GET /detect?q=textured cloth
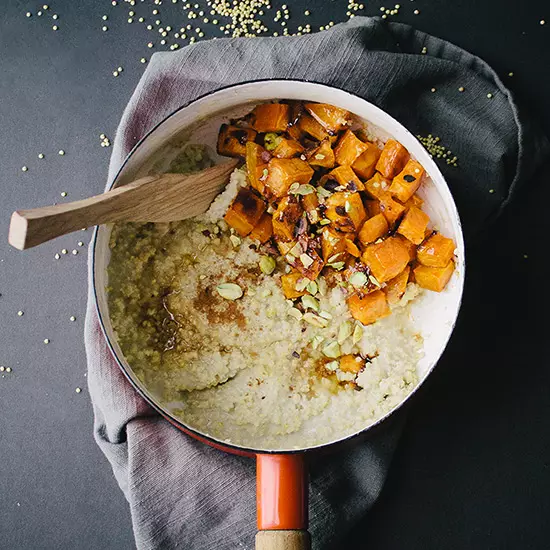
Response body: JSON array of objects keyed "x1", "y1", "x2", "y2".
[{"x1": 85, "y1": 17, "x2": 549, "y2": 550}]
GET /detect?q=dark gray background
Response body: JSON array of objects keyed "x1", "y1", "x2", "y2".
[{"x1": 1, "y1": 1, "x2": 549, "y2": 549}]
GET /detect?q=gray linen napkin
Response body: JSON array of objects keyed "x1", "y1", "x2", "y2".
[{"x1": 85, "y1": 17, "x2": 549, "y2": 550}]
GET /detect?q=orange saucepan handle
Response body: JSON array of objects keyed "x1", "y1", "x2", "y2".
[{"x1": 256, "y1": 454, "x2": 310, "y2": 550}]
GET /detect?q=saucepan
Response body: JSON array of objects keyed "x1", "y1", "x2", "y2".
[{"x1": 91, "y1": 80, "x2": 465, "y2": 549}]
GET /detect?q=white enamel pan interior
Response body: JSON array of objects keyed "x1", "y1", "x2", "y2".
[{"x1": 92, "y1": 80, "x2": 465, "y2": 453}]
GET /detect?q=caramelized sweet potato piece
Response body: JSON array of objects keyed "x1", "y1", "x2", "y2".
[
  {"x1": 273, "y1": 137, "x2": 304, "y2": 159},
  {"x1": 345, "y1": 239, "x2": 361, "y2": 257},
  {"x1": 304, "y1": 103, "x2": 351, "y2": 133},
  {"x1": 329, "y1": 165, "x2": 364, "y2": 191},
  {"x1": 281, "y1": 271, "x2": 308, "y2": 299},
  {"x1": 347, "y1": 290, "x2": 390, "y2": 325},
  {"x1": 364, "y1": 199, "x2": 382, "y2": 217},
  {"x1": 287, "y1": 123, "x2": 305, "y2": 142},
  {"x1": 403, "y1": 193, "x2": 424, "y2": 210},
  {"x1": 252, "y1": 103, "x2": 290, "y2": 133},
  {"x1": 217, "y1": 124, "x2": 257, "y2": 158},
  {"x1": 325, "y1": 192, "x2": 367, "y2": 233},
  {"x1": 307, "y1": 139, "x2": 335, "y2": 169},
  {"x1": 395, "y1": 234, "x2": 417, "y2": 262},
  {"x1": 301, "y1": 193, "x2": 320, "y2": 224},
  {"x1": 397, "y1": 206, "x2": 430, "y2": 245},
  {"x1": 389, "y1": 159, "x2": 425, "y2": 202},
  {"x1": 379, "y1": 193, "x2": 406, "y2": 227},
  {"x1": 339, "y1": 354, "x2": 364, "y2": 374},
  {"x1": 246, "y1": 142, "x2": 270, "y2": 194},
  {"x1": 321, "y1": 227, "x2": 349, "y2": 263},
  {"x1": 376, "y1": 139, "x2": 409, "y2": 179},
  {"x1": 413, "y1": 261, "x2": 455, "y2": 292},
  {"x1": 298, "y1": 113, "x2": 329, "y2": 141},
  {"x1": 362, "y1": 236, "x2": 410, "y2": 283},
  {"x1": 249, "y1": 212, "x2": 273, "y2": 244},
  {"x1": 334, "y1": 130, "x2": 369, "y2": 166},
  {"x1": 272, "y1": 195, "x2": 303, "y2": 242},
  {"x1": 364, "y1": 172, "x2": 391, "y2": 199},
  {"x1": 358, "y1": 213, "x2": 389, "y2": 246},
  {"x1": 292, "y1": 244, "x2": 325, "y2": 280},
  {"x1": 384, "y1": 266, "x2": 410, "y2": 305},
  {"x1": 224, "y1": 187, "x2": 266, "y2": 237},
  {"x1": 417, "y1": 233, "x2": 455, "y2": 267},
  {"x1": 352, "y1": 142, "x2": 381, "y2": 180},
  {"x1": 265, "y1": 158, "x2": 314, "y2": 198}
]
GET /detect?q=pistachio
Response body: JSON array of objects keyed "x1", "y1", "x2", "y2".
[
  {"x1": 259, "y1": 255, "x2": 276, "y2": 275},
  {"x1": 319, "y1": 219, "x2": 331, "y2": 226},
  {"x1": 229, "y1": 235, "x2": 241, "y2": 247},
  {"x1": 369, "y1": 275, "x2": 381, "y2": 287},
  {"x1": 328, "y1": 261, "x2": 345, "y2": 270},
  {"x1": 316, "y1": 186, "x2": 332, "y2": 198},
  {"x1": 303, "y1": 312, "x2": 329, "y2": 328},
  {"x1": 336, "y1": 370, "x2": 356, "y2": 382},
  {"x1": 344, "y1": 200, "x2": 351, "y2": 212},
  {"x1": 289, "y1": 242, "x2": 304, "y2": 257},
  {"x1": 349, "y1": 272, "x2": 368, "y2": 288},
  {"x1": 267, "y1": 205, "x2": 275, "y2": 214},
  {"x1": 264, "y1": 132, "x2": 282, "y2": 151},
  {"x1": 311, "y1": 335, "x2": 324, "y2": 349},
  {"x1": 319, "y1": 310, "x2": 332, "y2": 320},
  {"x1": 322, "y1": 341, "x2": 341, "y2": 359},
  {"x1": 317, "y1": 277, "x2": 328, "y2": 296},
  {"x1": 301, "y1": 295, "x2": 320, "y2": 312},
  {"x1": 337, "y1": 321, "x2": 353, "y2": 344},
  {"x1": 288, "y1": 307, "x2": 303, "y2": 320},
  {"x1": 289, "y1": 182, "x2": 301, "y2": 194},
  {"x1": 325, "y1": 360, "x2": 339, "y2": 371},
  {"x1": 300, "y1": 253, "x2": 314, "y2": 268},
  {"x1": 352, "y1": 324, "x2": 364, "y2": 345},
  {"x1": 292, "y1": 184, "x2": 315, "y2": 195},
  {"x1": 314, "y1": 153, "x2": 325, "y2": 160},
  {"x1": 295, "y1": 277, "x2": 310, "y2": 292},
  {"x1": 306, "y1": 280, "x2": 318, "y2": 295},
  {"x1": 327, "y1": 253, "x2": 343, "y2": 263},
  {"x1": 216, "y1": 283, "x2": 243, "y2": 300}
]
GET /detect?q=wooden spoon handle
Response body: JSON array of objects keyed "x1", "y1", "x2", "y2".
[{"x1": 9, "y1": 161, "x2": 238, "y2": 250}]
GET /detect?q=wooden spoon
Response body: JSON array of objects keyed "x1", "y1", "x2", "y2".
[{"x1": 9, "y1": 160, "x2": 239, "y2": 250}]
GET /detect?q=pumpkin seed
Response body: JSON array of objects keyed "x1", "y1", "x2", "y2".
[
  {"x1": 301, "y1": 295, "x2": 320, "y2": 312},
  {"x1": 303, "y1": 312, "x2": 329, "y2": 328},
  {"x1": 288, "y1": 307, "x2": 303, "y2": 320}
]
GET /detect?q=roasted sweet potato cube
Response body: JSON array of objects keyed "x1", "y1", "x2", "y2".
[
  {"x1": 265, "y1": 158, "x2": 314, "y2": 198},
  {"x1": 376, "y1": 139, "x2": 410, "y2": 178},
  {"x1": 329, "y1": 165, "x2": 364, "y2": 191},
  {"x1": 345, "y1": 239, "x2": 361, "y2": 257},
  {"x1": 365, "y1": 200, "x2": 382, "y2": 217},
  {"x1": 379, "y1": 193, "x2": 406, "y2": 227},
  {"x1": 273, "y1": 137, "x2": 304, "y2": 159},
  {"x1": 358, "y1": 213, "x2": 389, "y2": 246},
  {"x1": 389, "y1": 159, "x2": 425, "y2": 202},
  {"x1": 362, "y1": 236, "x2": 410, "y2": 283},
  {"x1": 334, "y1": 130, "x2": 369, "y2": 166},
  {"x1": 325, "y1": 192, "x2": 367, "y2": 233},
  {"x1": 364, "y1": 172, "x2": 391, "y2": 199},
  {"x1": 217, "y1": 125, "x2": 257, "y2": 158},
  {"x1": 395, "y1": 234, "x2": 417, "y2": 262},
  {"x1": 298, "y1": 113, "x2": 329, "y2": 141},
  {"x1": 384, "y1": 266, "x2": 410, "y2": 305},
  {"x1": 293, "y1": 245, "x2": 325, "y2": 281},
  {"x1": 301, "y1": 193, "x2": 320, "y2": 224},
  {"x1": 347, "y1": 290, "x2": 390, "y2": 325},
  {"x1": 224, "y1": 187, "x2": 266, "y2": 237},
  {"x1": 417, "y1": 233, "x2": 456, "y2": 267},
  {"x1": 272, "y1": 196, "x2": 303, "y2": 242},
  {"x1": 249, "y1": 212, "x2": 273, "y2": 244},
  {"x1": 321, "y1": 227, "x2": 349, "y2": 263},
  {"x1": 304, "y1": 103, "x2": 351, "y2": 133},
  {"x1": 281, "y1": 271, "x2": 308, "y2": 299},
  {"x1": 403, "y1": 193, "x2": 424, "y2": 210},
  {"x1": 397, "y1": 206, "x2": 430, "y2": 245},
  {"x1": 287, "y1": 123, "x2": 304, "y2": 142},
  {"x1": 307, "y1": 139, "x2": 335, "y2": 169},
  {"x1": 252, "y1": 103, "x2": 290, "y2": 133},
  {"x1": 246, "y1": 142, "x2": 270, "y2": 194},
  {"x1": 352, "y1": 142, "x2": 381, "y2": 180},
  {"x1": 339, "y1": 354, "x2": 364, "y2": 374},
  {"x1": 413, "y1": 261, "x2": 455, "y2": 292}
]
